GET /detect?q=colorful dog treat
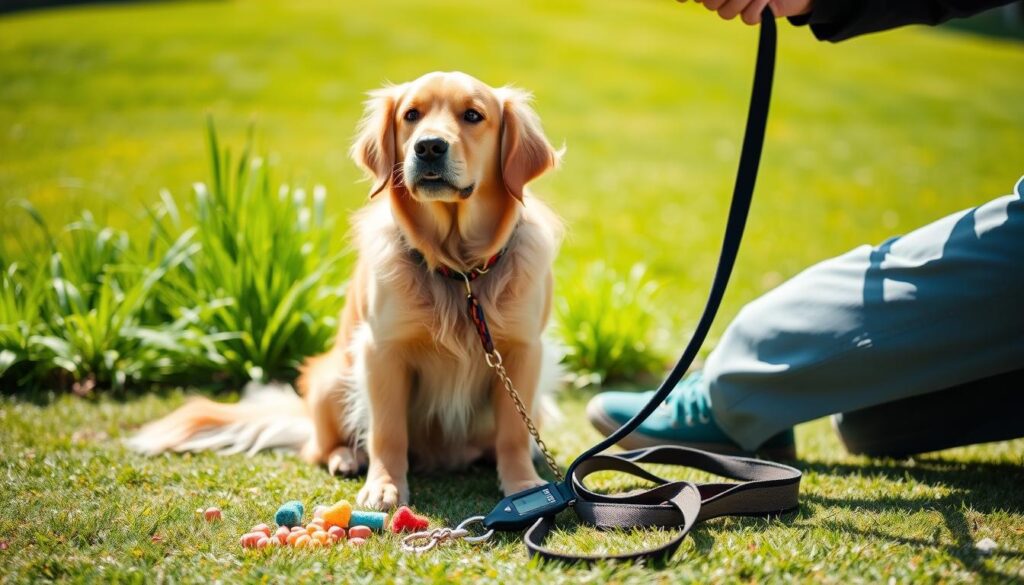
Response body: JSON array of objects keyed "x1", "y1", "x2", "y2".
[
  {"x1": 274, "y1": 501, "x2": 304, "y2": 527},
  {"x1": 274, "y1": 526, "x2": 290, "y2": 544},
  {"x1": 322, "y1": 500, "x2": 352, "y2": 529},
  {"x1": 251, "y1": 523, "x2": 271, "y2": 537},
  {"x1": 348, "y1": 525, "x2": 373, "y2": 540},
  {"x1": 203, "y1": 507, "x2": 222, "y2": 522},
  {"x1": 239, "y1": 532, "x2": 263, "y2": 548},
  {"x1": 350, "y1": 510, "x2": 387, "y2": 531},
  {"x1": 293, "y1": 534, "x2": 312, "y2": 548},
  {"x1": 286, "y1": 529, "x2": 308, "y2": 546},
  {"x1": 327, "y1": 526, "x2": 346, "y2": 541},
  {"x1": 389, "y1": 506, "x2": 429, "y2": 533},
  {"x1": 312, "y1": 531, "x2": 331, "y2": 546}
]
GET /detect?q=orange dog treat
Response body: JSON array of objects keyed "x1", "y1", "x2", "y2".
[
  {"x1": 322, "y1": 500, "x2": 352, "y2": 529},
  {"x1": 255, "y1": 536, "x2": 270, "y2": 549},
  {"x1": 348, "y1": 525, "x2": 372, "y2": 540},
  {"x1": 285, "y1": 530, "x2": 308, "y2": 546},
  {"x1": 294, "y1": 534, "x2": 312, "y2": 548},
  {"x1": 251, "y1": 523, "x2": 271, "y2": 537},
  {"x1": 312, "y1": 532, "x2": 331, "y2": 546}
]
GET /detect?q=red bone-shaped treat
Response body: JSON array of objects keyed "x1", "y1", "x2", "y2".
[{"x1": 389, "y1": 506, "x2": 430, "y2": 533}]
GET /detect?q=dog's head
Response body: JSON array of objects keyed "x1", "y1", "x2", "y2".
[{"x1": 351, "y1": 71, "x2": 559, "y2": 203}]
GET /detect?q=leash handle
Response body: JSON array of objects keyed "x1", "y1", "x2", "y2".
[
  {"x1": 526, "y1": 447, "x2": 800, "y2": 564},
  {"x1": 564, "y1": 8, "x2": 778, "y2": 482}
]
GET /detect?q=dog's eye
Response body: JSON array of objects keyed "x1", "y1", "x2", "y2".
[
  {"x1": 404, "y1": 109, "x2": 420, "y2": 122},
  {"x1": 463, "y1": 109, "x2": 484, "y2": 123}
]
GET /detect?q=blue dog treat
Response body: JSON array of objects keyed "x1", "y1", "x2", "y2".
[
  {"x1": 274, "y1": 500, "x2": 305, "y2": 527},
  {"x1": 349, "y1": 510, "x2": 387, "y2": 531}
]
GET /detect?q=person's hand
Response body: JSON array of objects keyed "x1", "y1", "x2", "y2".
[{"x1": 676, "y1": 0, "x2": 814, "y2": 25}]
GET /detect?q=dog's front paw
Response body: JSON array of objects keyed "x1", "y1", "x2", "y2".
[{"x1": 356, "y1": 477, "x2": 407, "y2": 510}]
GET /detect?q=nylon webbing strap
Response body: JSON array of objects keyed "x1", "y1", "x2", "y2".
[
  {"x1": 522, "y1": 12, "x2": 787, "y2": 564},
  {"x1": 524, "y1": 447, "x2": 801, "y2": 563}
]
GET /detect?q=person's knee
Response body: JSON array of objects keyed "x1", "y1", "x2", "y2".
[{"x1": 705, "y1": 246, "x2": 870, "y2": 400}]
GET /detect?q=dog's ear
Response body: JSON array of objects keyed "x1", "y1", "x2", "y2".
[
  {"x1": 497, "y1": 87, "x2": 560, "y2": 203},
  {"x1": 350, "y1": 84, "x2": 403, "y2": 198}
]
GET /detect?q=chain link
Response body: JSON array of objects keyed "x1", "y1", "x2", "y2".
[
  {"x1": 486, "y1": 349, "x2": 564, "y2": 482},
  {"x1": 401, "y1": 515, "x2": 493, "y2": 553}
]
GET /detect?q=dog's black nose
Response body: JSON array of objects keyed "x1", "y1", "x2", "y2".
[{"x1": 414, "y1": 137, "x2": 449, "y2": 162}]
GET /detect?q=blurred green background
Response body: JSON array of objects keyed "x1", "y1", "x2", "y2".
[
  {"x1": 2, "y1": 0, "x2": 1021, "y2": 344},
  {"x1": 2, "y1": 0, "x2": 1024, "y2": 388}
]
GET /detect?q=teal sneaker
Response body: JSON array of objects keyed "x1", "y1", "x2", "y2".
[{"x1": 586, "y1": 372, "x2": 796, "y2": 459}]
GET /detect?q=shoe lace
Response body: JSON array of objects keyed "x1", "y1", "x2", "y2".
[{"x1": 668, "y1": 372, "x2": 711, "y2": 427}]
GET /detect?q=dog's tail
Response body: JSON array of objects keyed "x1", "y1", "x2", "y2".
[{"x1": 126, "y1": 382, "x2": 313, "y2": 457}]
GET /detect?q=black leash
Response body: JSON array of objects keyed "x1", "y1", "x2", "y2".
[
  {"x1": 511, "y1": 12, "x2": 799, "y2": 564},
  {"x1": 565, "y1": 8, "x2": 778, "y2": 482}
]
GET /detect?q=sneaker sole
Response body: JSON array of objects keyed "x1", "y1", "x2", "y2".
[{"x1": 586, "y1": 397, "x2": 797, "y2": 460}]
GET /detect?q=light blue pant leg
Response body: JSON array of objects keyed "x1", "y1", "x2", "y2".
[{"x1": 706, "y1": 176, "x2": 1024, "y2": 451}]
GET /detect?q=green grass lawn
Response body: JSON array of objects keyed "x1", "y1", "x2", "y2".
[
  {"x1": 2, "y1": 0, "x2": 1023, "y2": 582},
  {"x1": 2, "y1": 391, "x2": 1023, "y2": 583}
]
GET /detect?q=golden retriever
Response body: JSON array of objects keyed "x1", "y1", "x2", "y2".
[{"x1": 129, "y1": 71, "x2": 564, "y2": 510}]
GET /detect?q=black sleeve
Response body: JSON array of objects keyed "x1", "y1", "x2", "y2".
[{"x1": 788, "y1": 0, "x2": 1019, "y2": 42}]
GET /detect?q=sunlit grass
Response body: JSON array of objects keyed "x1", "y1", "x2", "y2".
[{"x1": 0, "y1": 0, "x2": 1022, "y2": 581}]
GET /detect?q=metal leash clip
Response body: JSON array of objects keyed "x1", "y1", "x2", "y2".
[{"x1": 401, "y1": 515, "x2": 494, "y2": 553}]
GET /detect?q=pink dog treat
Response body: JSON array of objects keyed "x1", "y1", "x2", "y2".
[
  {"x1": 239, "y1": 532, "x2": 263, "y2": 548},
  {"x1": 251, "y1": 523, "x2": 271, "y2": 537},
  {"x1": 203, "y1": 507, "x2": 222, "y2": 522},
  {"x1": 274, "y1": 526, "x2": 290, "y2": 544},
  {"x1": 327, "y1": 526, "x2": 346, "y2": 541},
  {"x1": 348, "y1": 526, "x2": 372, "y2": 540},
  {"x1": 349, "y1": 537, "x2": 367, "y2": 547}
]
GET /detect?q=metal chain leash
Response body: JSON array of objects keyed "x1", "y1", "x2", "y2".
[
  {"x1": 401, "y1": 516, "x2": 493, "y2": 553},
  {"x1": 485, "y1": 349, "x2": 564, "y2": 483},
  {"x1": 458, "y1": 272, "x2": 564, "y2": 483}
]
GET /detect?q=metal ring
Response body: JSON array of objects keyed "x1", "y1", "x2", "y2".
[{"x1": 455, "y1": 515, "x2": 494, "y2": 544}]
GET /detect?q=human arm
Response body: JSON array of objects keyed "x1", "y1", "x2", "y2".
[{"x1": 678, "y1": 0, "x2": 1020, "y2": 41}]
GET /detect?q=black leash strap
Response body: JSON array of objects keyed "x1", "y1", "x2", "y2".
[
  {"x1": 523, "y1": 13, "x2": 799, "y2": 564},
  {"x1": 525, "y1": 447, "x2": 801, "y2": 563}
]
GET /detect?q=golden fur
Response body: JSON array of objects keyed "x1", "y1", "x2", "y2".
[{"x1": 129, "y1": 71, "x2": 564, "y2": 510}]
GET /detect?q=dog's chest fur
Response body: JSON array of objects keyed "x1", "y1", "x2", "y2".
[{"x1": 342, "y1": 201, "x2": 559, "y2": 469}]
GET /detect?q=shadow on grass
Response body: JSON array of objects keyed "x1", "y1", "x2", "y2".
[{"x1": 795, "y1": 458, "x2": 1024, "y2": 580}]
